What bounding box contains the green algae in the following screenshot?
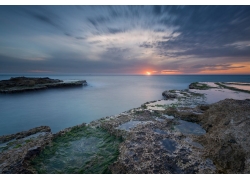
[14,144,22,148]
[31,126,122,174]
[190,82,213,90]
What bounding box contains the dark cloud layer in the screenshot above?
[156,6,250,58]
[0,5,250,74]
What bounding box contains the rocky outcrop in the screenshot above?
[0,126,51,143]
[0,126,53,173]
[106,98,250,174]
[195,99,250,173]
[107,110,215,174]
[189,82,210,90]
[162,91,177,99]
[0,77,87,93]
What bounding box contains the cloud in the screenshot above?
[64,33,72,37]
[191,64,246,71]
[155,6,250,60]
[161,69,180,73]
[108,27,123,34]
[29,70,53,73]
[102,47,131,61]
[75,36,85,40]
[139,42,153,48]
[88,40,102,44]
[32,14,58,27]
[1,6,250,74]
[25,8,61,29]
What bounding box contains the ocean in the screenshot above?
[0,75,250,136]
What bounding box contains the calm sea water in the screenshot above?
[0,75,250,136]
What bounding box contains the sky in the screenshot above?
[0,5,250,75]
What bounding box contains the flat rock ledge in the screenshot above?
[0,77,87,93]
[0,122,88,174]
[195,99,250,173]
[0,126,53,173]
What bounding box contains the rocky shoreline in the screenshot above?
[0,77,87,93]
[1,82,250,174]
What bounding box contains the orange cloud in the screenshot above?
[199,62,250,74]
[161,69,181,74]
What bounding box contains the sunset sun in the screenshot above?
[146,72,151,75]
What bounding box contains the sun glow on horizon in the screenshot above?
[146,72,151,75]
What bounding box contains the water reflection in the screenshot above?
[175,120,206,135]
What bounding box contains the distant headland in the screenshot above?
[0,77,87,93]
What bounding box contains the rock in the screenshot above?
[189,82,196,89]
[189,82,211,90]
[109,119,215,174]
[162,91,177,99]
[163,107,202,123]
[0,126,53,173]
[198,105,210,111]
[0,126,51,143]
[0,77,87,93]
[196,99,250,173]
[24,146,42,160]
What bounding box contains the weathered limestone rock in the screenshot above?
[0,126,51,143]
[108,117,215,174]
[0,126,53,173]
[195,99,250,173]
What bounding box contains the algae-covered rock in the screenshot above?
[31,125,122,174]
[189,82,212,90]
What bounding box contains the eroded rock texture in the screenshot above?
[196,99,250,173]
[0,126,53,173]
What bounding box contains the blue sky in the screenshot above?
[0,5,250,74]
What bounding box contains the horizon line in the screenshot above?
[1,73,250,76]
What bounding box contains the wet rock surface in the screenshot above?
[31,125,122,174]
[94,107,215,173]
[0,77,87,93]
[0,126,53,173]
